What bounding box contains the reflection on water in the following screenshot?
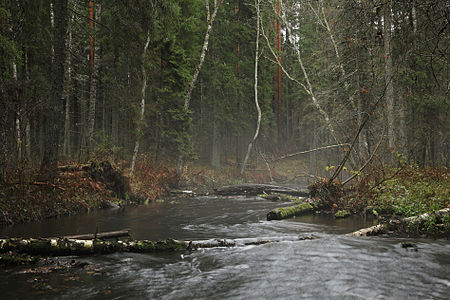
[1,196,449,299]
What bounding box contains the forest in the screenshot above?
[0,0,449,226]
[0,1,449,297]
[1,0,448,176]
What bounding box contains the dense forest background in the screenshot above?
[0,0,448,182]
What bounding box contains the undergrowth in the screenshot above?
[0,163,115,225]
[129,156,178,202]
[366,165,449,217]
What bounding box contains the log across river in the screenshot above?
[0,195,449,299]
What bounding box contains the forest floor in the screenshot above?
[0,158,448,236]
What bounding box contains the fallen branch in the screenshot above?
[257,147,274,182]
[342,126,385,186]
[272,144,350,162]
[0,236,314,256]
[328,77,390,184]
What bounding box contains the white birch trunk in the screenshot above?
[130,29,151,175]
[264,1,339,144]
[177,0,223,176]
[317,0,356,111]
[240,0,261,176]
[184,0,223,111]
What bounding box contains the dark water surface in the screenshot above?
[1,196,449,299]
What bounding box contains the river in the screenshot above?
[1,195,449,299]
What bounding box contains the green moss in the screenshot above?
[267,202,314,220]
[128,239,186,252]
[335,210,351,218]
[0,253,40,266]
[280,203,313,217]
[259,193,300,202]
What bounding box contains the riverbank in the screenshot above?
[0,161,126,225]
[0,160,184,225]
[363,166,449,237]
[1,158,448,237]
[317,165,450,237]
[0,159,260,225]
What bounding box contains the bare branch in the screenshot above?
[272,144,351,162]
[342,126,385,185]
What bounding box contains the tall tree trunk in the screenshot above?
[63,6,75,157]
[356,48,368,160]
[240,0,261,176]
[309,0,356,111]
[183,0,223,111]
[276,0,282,142]
[211,106,221,169]
[0,89,6,182]
[12,62,21,163]
[235,0,241,167]
[98,4,104,138]
[177,0,223,176]
[41,0,68,177]
[24,51,31,162]
[86,0,96,152]
[384,0,395,152]
[266,4,339,145]
[130,29,151,175]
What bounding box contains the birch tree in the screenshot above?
[240,0,261,176]
[130,29,151,175]
[184,0,224,111]
[177,0,223,175]
[261,0,339,143]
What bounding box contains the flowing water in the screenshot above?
[1,195,449,299]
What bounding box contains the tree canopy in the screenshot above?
[0,0,448,181]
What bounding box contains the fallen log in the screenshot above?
[215,183,308,197]
[347,208,450,237]
[267,202,314,221]
[58,229,131,240]
[346,224,386,237]
[189,235,314,249]
[0,235,314,256]
[170,190,195,197]
[259,193,301,202]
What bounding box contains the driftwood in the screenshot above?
[346,224,386,237]
[0,236,314,256]
[58,229,131,240]
[170,190,195,196]
[347,208,450,237]
[215,183,308,197]
[267,202,315,221]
